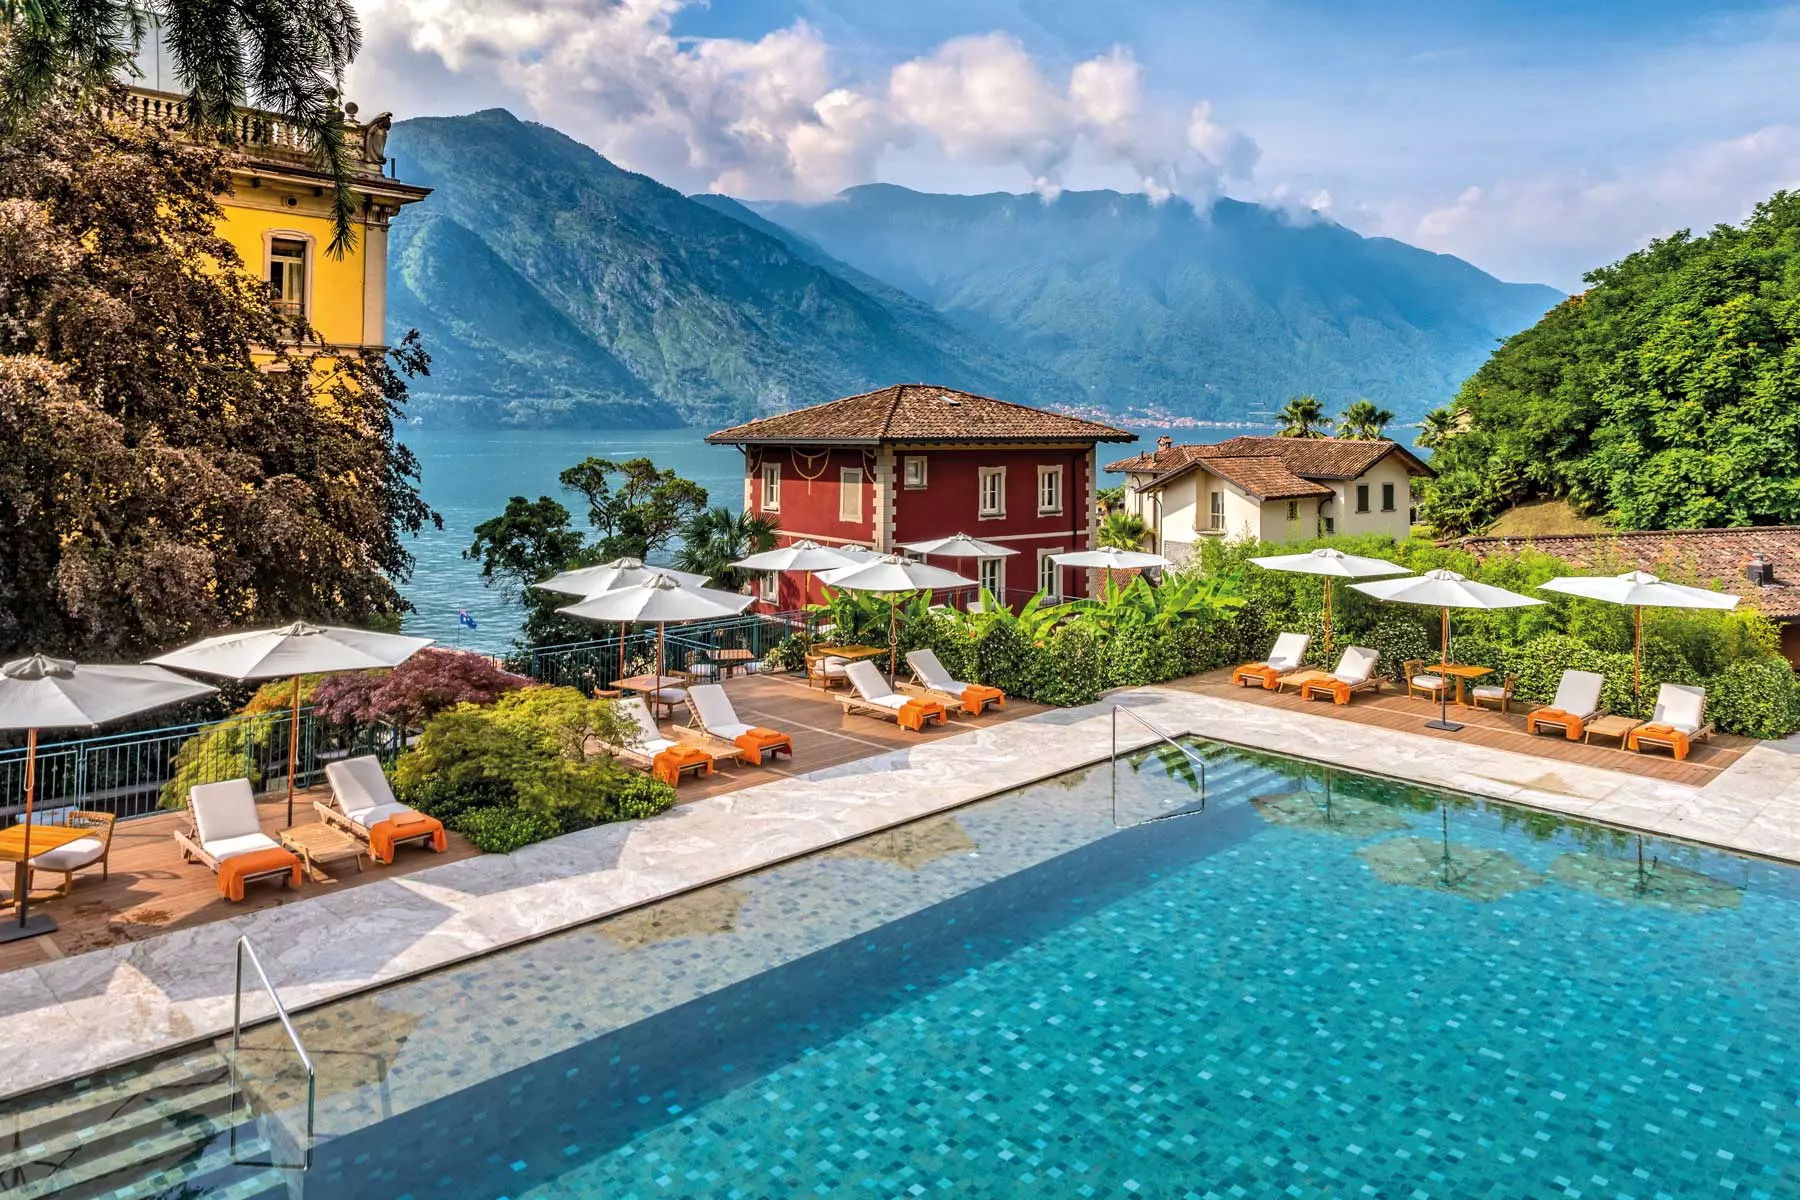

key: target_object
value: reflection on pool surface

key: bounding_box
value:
[295,739,1797,1199]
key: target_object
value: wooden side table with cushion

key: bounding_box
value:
[279,821,367,882]
[1276,669,1333,696]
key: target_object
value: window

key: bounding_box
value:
[839,468,862,522]
[267,237,308,316]
[1037,465,1064,515]
[760,464,781,510]
[978,555,1004,598]
[1355,484,1371,513]
[978,467,1006,517]
[1286,500,1299,521]
[1209,490,1225,532]
[759,571,780,602]
[1037,549,1062,600]
[1381,482,1397,512]
[1323,516,1336,534]
[903,456,928,489]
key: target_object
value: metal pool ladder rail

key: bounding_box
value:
[231,934,316,1169]
[1110,706,1208,828]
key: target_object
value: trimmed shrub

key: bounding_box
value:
[763,634,808,674]
[1103,625,1182,689]
[973,621,1036,696]
[1509,634,1635,715]
[452,807,563,855]
[1360,619,1436,683]
[1031,628,1105,707]
[1705,659,1800,739]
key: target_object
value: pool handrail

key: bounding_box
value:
[1110,706,1208,828]
[231,934,316,1169]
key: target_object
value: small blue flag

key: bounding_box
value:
[458,609,478,630]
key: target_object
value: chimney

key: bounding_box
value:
[1155,435,1173,452]
[1746,553,1774,586]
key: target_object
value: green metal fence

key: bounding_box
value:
[0,707,404,824]
[518,610,811,690]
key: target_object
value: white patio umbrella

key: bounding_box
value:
[1248,547,1409,652]
[0,656,217,942]
[534,557,710,598]
[898,534,1018,609]
[1538,571,1740,695]
[1350,569,1544,732]
[149,623,433,824]
[817,555,978,679]
[558,574,755,693]
[732,539,869,645]
[1051,546,1172,595]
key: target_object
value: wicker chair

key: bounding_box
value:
[28,810,117,898]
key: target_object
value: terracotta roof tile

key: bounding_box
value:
[1203,456,1334,501]
[707,384,1134,446]
[1106,436,1431,480]
[1462,527,1800,620]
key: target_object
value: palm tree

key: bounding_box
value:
[2,2,364,253]
[1337,399,1395,441]
[1415,405,1466,450]
[1275,394,1330,439]
[1096,510,1150,551]
[672,506,780,590]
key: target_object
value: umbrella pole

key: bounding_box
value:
[286,675,301,826]
[2,727,54,942]
[619,622,626,685]
[1634,605,1642,697]
[1425,606,1463,733]
[889,599,898,684]
[1324,578,1333,654]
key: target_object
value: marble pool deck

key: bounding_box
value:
[3,683,1799,1103]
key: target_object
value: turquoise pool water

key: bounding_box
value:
[295,741,1798,1198]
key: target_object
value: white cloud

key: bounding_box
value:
[1404,127,1800,286]
[354,0,1257,204]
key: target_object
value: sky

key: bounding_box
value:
[347,0,1800,289]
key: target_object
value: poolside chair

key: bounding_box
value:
[320,756,448,865]
[840,660,947,732]
[1231,633,1311,690]
[906,648,1005,715]
[1404,658,1448,703]
[1470,673,1517,714]
[606,696,716,785]
[688,683,793,764]
[1526,669,1605,741]
[27,810,115,898]
[1300,646,1381,705]
[1627,683,1713,761]
[805,652,850,689]
[173,779,302,901]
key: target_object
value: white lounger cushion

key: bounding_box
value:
[1266,632,1310,672]
[906,649,969,693]
[189,779,262,844]
[325,757,424,828]
[1650,683,1706,734]
[1333,646,1379,685]
[202,832,285,863]
[30,838,105,871]
[846,660,909,710]
[1550,669,1604,719]
[690,684,755,740]
[1471,684,1509,700]
[1411,673,1446,690]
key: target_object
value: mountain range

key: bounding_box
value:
[384,109,1562,429]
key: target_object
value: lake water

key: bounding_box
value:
[399,426,1157,652]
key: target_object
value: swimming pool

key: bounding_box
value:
[14,738,1799,1198]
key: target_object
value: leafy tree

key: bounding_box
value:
[1415,405,1464,450]
[672,505,778,590]
[1423,191,1800,534]
[1,0,365,252]
[1337,398,1395,440]
[0,104,435,659]
[1096,510,1150,550]
[465,497,594,648]
[560,457,708,561]
[311,648,530,729]
[1275,393,1330,438]
[1096,484,1125,513]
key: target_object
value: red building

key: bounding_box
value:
[707,384,1134,609]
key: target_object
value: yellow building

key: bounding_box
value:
[116,88,429,350]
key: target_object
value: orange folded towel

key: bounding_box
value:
[1529,708,1584,741]
[1627,723,1692,760]
[217,847,302,902]
[734,727,793,764]
[1230,663,1279,691]
[653,745,714,787]
[1304,679,1355,706]
[369,814,448,865]
[897,698,947,731]
[960,684,1005,715]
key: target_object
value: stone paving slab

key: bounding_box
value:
[2,683,1798,1103]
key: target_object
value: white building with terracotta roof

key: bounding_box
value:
[1105,436,1434,562]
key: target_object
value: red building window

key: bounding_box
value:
[903,457,927,489]
[978,467,1006,518]
[761,464,781,511]
[839,468,862,522]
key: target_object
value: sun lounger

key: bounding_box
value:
[1627,683,1712,761]
[1231,633,1311,690]
[1301,646,1381,705]
[174,779,302,901]
[607,696,717,784]
[688,683,793,765]
[840,660,947,731]
[905,649,1005,715]
[319,756,448,864]
[1526,670,1605,741]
